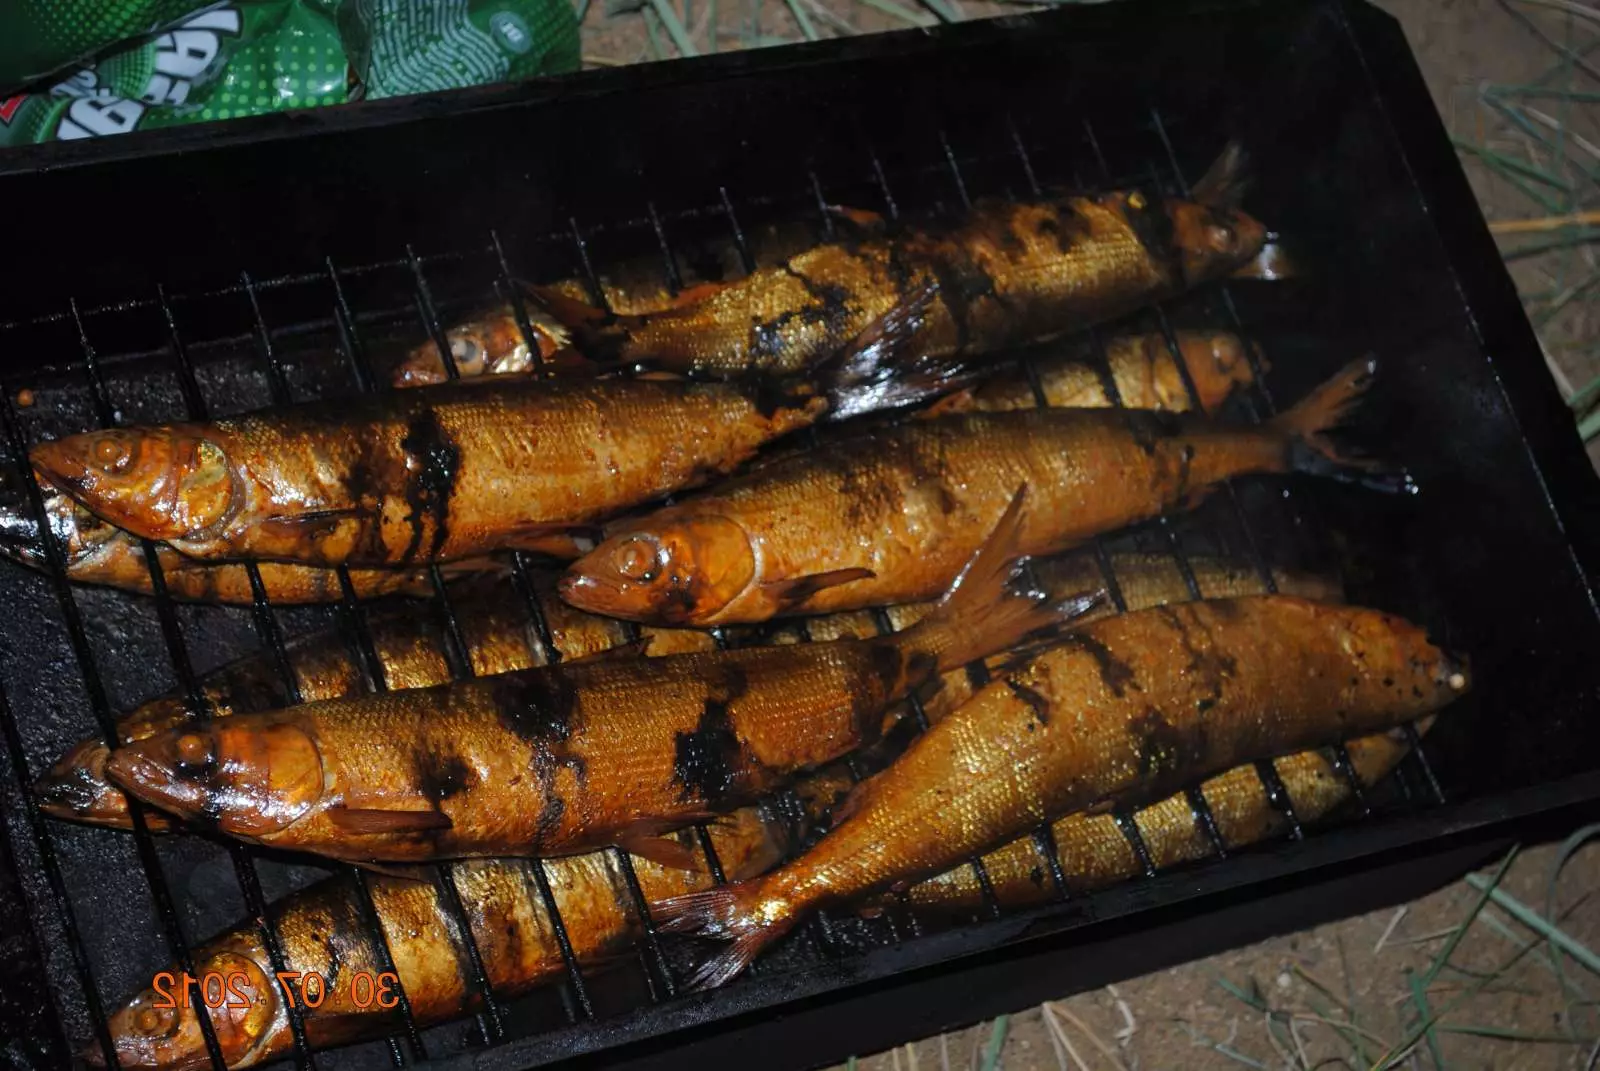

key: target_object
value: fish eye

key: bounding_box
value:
[1207,222,1237,250]
[614,538,662,583]
[134,999,178,1037]
[174,732,216,777]
[92,436,133,474]
[449,335,486,374]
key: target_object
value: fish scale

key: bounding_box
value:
[650,597,1469,988]
[104,497,1073,865]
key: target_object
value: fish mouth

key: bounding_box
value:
[33,743,129,824]
[557,569,637,619]
[103,749,209,820]
[1441,649,1471,694]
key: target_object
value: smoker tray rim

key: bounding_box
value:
[0,0,1288,179]
[411,768,1600,1071]
[2,0,1599,1067]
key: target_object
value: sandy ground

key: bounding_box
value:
[581,0,1600,1067]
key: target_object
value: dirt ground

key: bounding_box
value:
[576,1,1600,1067]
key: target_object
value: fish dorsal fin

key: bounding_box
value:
[759,567,876,613]
[326,806,453,835]
[1191,141,1251,210]
[617,830,703,871]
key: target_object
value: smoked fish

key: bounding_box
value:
[30,331,968,568]
[562,357,1389,625]
[90,810,781,1070]
[776,552,1343,726]
[36,583,708,832]
[928,329,1258,416]
[104,497,1094,865]
[394,222,821,387]
[902,724,1420,914]
[0,478,445,603]
[651,597,1468,986]
[532,149,1270,379]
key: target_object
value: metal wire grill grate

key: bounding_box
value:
[0,109,1448,1071]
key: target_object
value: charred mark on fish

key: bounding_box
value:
[398,408,460,563]
[1057,632,1138,698]
[489,671,580,744]
[1006,679,1052,727]
[673,697,745,805]
[417,750,475,802]
[1121,191,1181,280]
[1129,705,1189,782]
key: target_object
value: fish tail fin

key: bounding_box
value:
[525,284,632,365]
[899,485,1105,675]
[1272,356,1414,494]
[1192,141,1251,209]
[815,280,977,421]
[650,879,798,989]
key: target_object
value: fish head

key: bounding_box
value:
[90,949,282,1069]
[104,721,325,839]
[393,306,571,386]
[33,739,147,830]
[31,427,235,543]
[1167,201,1268,286]
[560,514,756,625]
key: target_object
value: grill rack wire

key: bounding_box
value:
[0,104,1450,1071]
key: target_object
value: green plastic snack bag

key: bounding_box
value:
[0,0,578,147]
[0,0,215,93]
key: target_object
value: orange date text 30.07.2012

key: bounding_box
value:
[151,970,401,1010]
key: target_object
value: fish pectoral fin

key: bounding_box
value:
[759,567,876,613]
[326,806,453,835]
[349,860,436,882]
[617,829,704,872]
[257,507,371,541]
[503,522,596,559]
[567,638,652,663]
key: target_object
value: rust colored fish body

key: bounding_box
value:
[536,159,1269,379]
[651,597,1469,986]
[104,499,1091,864]
[563,358,1386,625]
[36,583,710,832]
[780,552,1344,726]
[904,725,1419,914]
[394,222,822,387]
[0,480,446,603]
[932,329,1259,416]
[31,364,950,568]
[92,811,780,1070]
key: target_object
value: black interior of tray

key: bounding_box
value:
[2,1,1600,1068]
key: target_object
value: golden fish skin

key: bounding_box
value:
[563,358,1379,626]
[393,222,822,387]
[104,505,1080,864]
[931,329,1258,416]
[904,725,1419,915]
[30,377,832,568]
[92,809,780,1070]
[0,481,444,603]
[774,552,1344,728]
[650,597,1468,988]
[538,181,1268,380]
[34,582,711,832]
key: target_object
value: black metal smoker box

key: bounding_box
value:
[2,0,1600,1068]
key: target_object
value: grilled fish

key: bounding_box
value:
[903,724,1420,914]
[35,583,709,832]
[91,808,782,1070]
[0,478,448,603]
[30,328,968,568]
[532,148,1269,379]
[651,597,1469,986]
[104,496,1093,865]
[562,357,1389,625]
[394,222,822,387]
[777,552,1344,726]
[928,329,1258,416]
